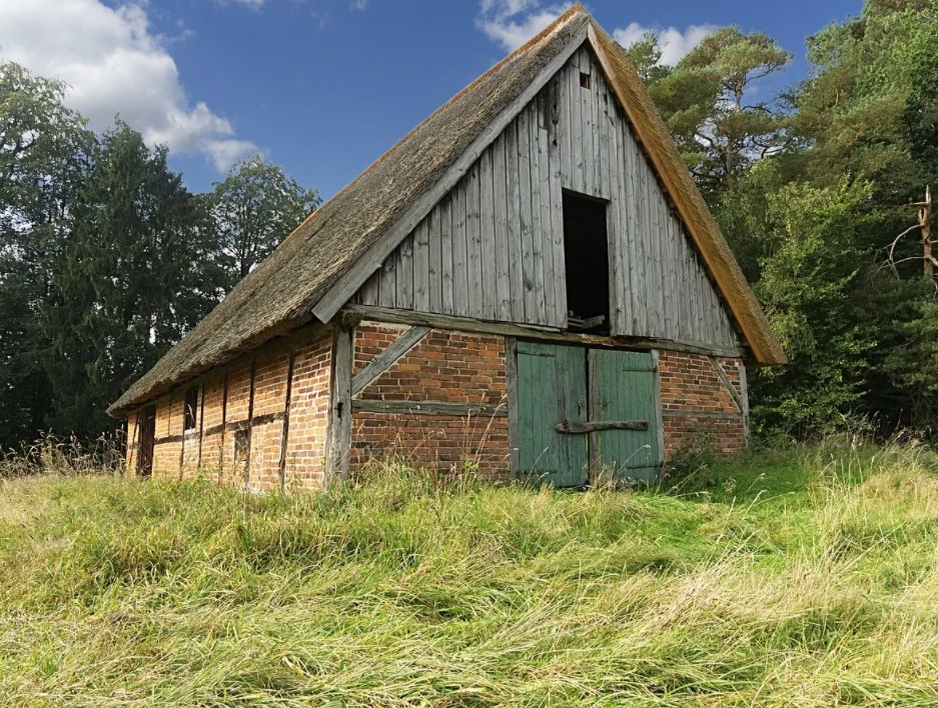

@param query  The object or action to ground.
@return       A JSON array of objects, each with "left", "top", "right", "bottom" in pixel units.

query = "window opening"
[
  {"left": 184, "top": 386, "right": 198, "bottom": 431},
  {"left": 234, "top": 428, "right": 249, "bottom": 463}
]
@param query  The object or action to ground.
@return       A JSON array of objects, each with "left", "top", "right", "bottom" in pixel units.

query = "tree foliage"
[
  {"left": 0, "top": 60, "right": 317, "bottom": 445},
  {"left": 209, "top": 157, "right": 320, "bottom": 291},
  {"left": 40, "top": 123, "right": 224, "bottom": 438},
  {"left": 636, "top": 28, "right": 792, "bottom": 193}
]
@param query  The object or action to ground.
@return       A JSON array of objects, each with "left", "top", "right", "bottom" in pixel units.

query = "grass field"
[{"left": 3, "top": 441, "right": 938, "bottom": 706}]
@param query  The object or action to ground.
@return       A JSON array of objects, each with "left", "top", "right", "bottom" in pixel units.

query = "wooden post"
[
  {"left": 278, "top": 348, "right": 296, "bottom": 493},
  {"left": 218, "top": 371, "right": 229, "bottom": 483},
  {"left": 326, "top": 325, "right": 354, "bottom": 483},
  {"left": 244, "top": 359, "right": 257, "bottom": 489}
]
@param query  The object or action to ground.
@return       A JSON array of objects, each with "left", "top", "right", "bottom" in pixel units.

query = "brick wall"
[
  {"left": 131, "top": 323, "right": 746, "bottom": 489},
  {"left": 351, "top": 324, "right": 510, "bottom": 479},
  {"left": 142, "top": 328, "right": 334, "bottom": 490},
  {"left": 658, "top": 351, "right": 747, "bottom": 457},
  {"left": 284, "top": 334, "right": 333, "bottom": 491}
]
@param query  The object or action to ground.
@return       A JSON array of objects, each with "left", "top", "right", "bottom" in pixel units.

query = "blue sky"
[{"left": 1, "top": 0, "right": 862, "bottom": 199}]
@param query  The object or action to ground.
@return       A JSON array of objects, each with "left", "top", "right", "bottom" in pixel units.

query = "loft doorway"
[{"left": 562, "top": 191, "right": 610, "bottom": 334}]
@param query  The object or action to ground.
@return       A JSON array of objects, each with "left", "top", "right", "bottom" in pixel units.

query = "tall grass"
[{"left": 2, "top": 440, "right": 938, "bottom": 706}]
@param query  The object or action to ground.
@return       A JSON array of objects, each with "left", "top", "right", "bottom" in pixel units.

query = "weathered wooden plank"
[
  {"left": 556, "top": 419, "right": 649, "bottom": 434},
  {"left": 493, "top": 134, "right": 512, "bottom": 321},
  {"left": 277, "top": 348, "right": 295, "bottom": 492},
  {"left": 351, "top": 399, "right": 508, "bottom": 418},
  {"left": 576, "top": 49, "right": 589, "bottom": 193},
  {"left": 397, "top": 233, "right": 414, "bottom": 310},
  {"left": 413, "top": 218, "right": 430, "bottom": 312},
  {"left": 626, "top": 126, "right": 648, "bottom": 335},
  {"left": 379, "top": 245, "right": 397, "bottom": 309},
  {"left": 652, "top": 350, "right": 666, "bottom": 468},
  {"left": 342, "top": 305, "right": 749, "bottom": 359},
  {"left": 479, "top": 147, "right": 497, "bottom": 320},
  {"left": 547, "top": 85, "right": 567, "bottom": 329},
  {"left": 428, "top": 211, "right": 442, "bottom": 312},
  {"left": 440, "top": 195, "right": 455, "bottom": 315},
  {"left": 611, "top": 105, "right": 630, "bottom": 335},
  {"left": 708, "top": 355, "right": 745, "bottom": 414},
  {"left": 325, "top": 326, "right": 353, "bottom": 482},
  {"left": 351, "top": 325, "right": 430, "bottom": 397},
  {"left": 738, "top": 360, "right": 750, "bottom": 442},
  {"left": 505, "top": 121, "right": 525, "bottom": 322},
  {"left": 517, "top": 109, "right": 538, "bottom": 322},
  {"left": 662, "top": 410, "right": 744, "bottom": 420},
  {"left": 466, "top": 162, "right": 484, "bottom": 319},
  {"left": 529, "top": 100, "right": 547, "bottom": 325},
  {"left": 452, "top": 175, "right": 469, "bottom": 315}
]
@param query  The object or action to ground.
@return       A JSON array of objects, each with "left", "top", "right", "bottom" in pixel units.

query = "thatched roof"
[{"left": 109, "top": 5, "right": 783, "bottom": 417}]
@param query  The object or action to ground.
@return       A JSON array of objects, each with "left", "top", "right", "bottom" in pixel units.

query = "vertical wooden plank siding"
[
  {"left": 515, "top": 341, "right": 589, "bottom": 487},
  {"left": 479, "top": 149, "right": 497, "bottom": 321},
  {"left": 352, "top": 43, "right": 740, "bottom": 349},
  {"left": 590, "top": 349, "right": 660, "bottom": 483}
]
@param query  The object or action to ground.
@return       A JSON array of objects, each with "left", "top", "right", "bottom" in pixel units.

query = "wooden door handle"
[{"left": 555, "top": 420, "right": 649, "bottom": 434}]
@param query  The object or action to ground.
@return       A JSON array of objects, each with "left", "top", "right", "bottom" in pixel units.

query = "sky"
[{"left": 0, "top": 0, "right": 862, "bottom": 199}]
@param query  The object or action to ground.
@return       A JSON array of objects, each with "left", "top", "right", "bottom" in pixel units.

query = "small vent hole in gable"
[{"left": 580, "top": 72, "right": 591, "bottom": 89}]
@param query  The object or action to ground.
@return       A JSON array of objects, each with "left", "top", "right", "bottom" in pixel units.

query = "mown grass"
[{"left": 3, "top": 440, "right": 938, "bottom": 706}]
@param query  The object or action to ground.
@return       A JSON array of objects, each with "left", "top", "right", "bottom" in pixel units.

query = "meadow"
[{"left": 3, "top": 440, "right": 938, "bottom": 706}]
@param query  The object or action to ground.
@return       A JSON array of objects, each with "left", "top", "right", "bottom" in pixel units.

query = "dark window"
[
  {"left": 184, "top": 386, "right": 198, "bottom": 431},
  {"left": 234, "top": 428, "right": 250, "bottom": 463},
  {"left": 580, "top": 71, "right": 591, "bottom": 89},
  {"left": 562, "top": 192, "right": 610, "bottom": 333}
]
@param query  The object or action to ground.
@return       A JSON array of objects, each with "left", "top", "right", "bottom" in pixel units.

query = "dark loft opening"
[
  {"left": 563, "top": 191, "right": 610, "bottom": 334},
  {"left": 579, "top": 72, "right": 591, "bottom": 89}
]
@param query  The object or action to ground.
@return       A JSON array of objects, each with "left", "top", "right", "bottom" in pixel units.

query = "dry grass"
[{"left": 2, "top": 439, "right": 938, "bottom": 706}]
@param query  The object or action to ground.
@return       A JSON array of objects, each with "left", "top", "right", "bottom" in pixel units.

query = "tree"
[
  {"left": 748, "top": 179, "right": 879, "bottom": 434},
  {"left": 40, "top": 121, "right": 223, "bottom": 439},
  {"left": 643, "top": 28, "right": 792, "bottom": 194},
  {"left": 0, "top": 61, "right": 92, "bottom": 449},
  {"left": 622, "top": 33, "right": 672, "bottom": 87},
  {"left": 208, "top": 156, "right": 320, "bottom": 292}
]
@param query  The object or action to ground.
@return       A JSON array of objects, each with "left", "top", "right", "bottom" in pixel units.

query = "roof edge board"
[{"left": 310, "top": 21, "right": 591, "bottom": 324}]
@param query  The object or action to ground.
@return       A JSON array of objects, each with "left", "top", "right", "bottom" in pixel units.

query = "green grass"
[{"left": 4, "top": 441, "right": 938, "bottom": 706}]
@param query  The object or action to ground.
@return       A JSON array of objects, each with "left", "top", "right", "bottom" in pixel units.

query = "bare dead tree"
[{"left": 887, "top": 186, "right": 935, "bottom": 277}]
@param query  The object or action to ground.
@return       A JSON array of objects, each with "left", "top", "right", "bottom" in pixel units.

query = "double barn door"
[{"left": 515, "top": 342, "right": 661, "bottom": 486}]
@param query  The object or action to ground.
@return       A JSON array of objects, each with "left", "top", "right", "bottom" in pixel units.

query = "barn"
[{"left": 109, "top": 5, "right": 785, "bottom": 490}]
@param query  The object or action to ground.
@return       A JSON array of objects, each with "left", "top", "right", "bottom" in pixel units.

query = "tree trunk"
[{"left": 922, "top": 186, "right": 932, "bottom": 278}]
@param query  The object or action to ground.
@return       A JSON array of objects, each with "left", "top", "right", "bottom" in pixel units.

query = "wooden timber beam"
[
  {"left": 707, "top": 356, "right": 745, "bottom": 415},
  {"left": 351, "top": 325, "right": 431, "bottom": 398},
  {"left": 342, "top": 305, "right": 748, "bottom": 360},
  {"left": 351, "top": 400, "right": 508, "bottom": 418}
]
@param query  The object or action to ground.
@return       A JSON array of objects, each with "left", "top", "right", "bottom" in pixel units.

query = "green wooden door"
[
  {"left": 516, "top": 342, "right": 589, "bottom": 487},
  {"left": 589, "top": 350, "right": 661, "bottom": 483}
]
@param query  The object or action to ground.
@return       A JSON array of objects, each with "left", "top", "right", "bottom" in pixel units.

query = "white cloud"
[
  {"left": 351, "top": 0, "right": 368, "bottom": 9},
  {"left": 476, "top": 0, "right": 571, "bottom": 52},
  {"left": 474, "top": 1, "right": 715, "bottom": 66},
  {"left": 613, "top": 22, "right": 716, "bottom": 66},
  {"left": 0, "top": 0, "right": 258, "bottom": 171}
]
